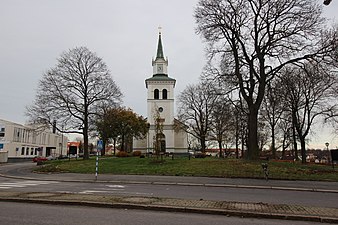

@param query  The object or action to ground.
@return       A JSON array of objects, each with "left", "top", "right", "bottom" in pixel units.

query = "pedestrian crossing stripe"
[{"left": 0, "top": 180, "right": 59, "bottom": 189}]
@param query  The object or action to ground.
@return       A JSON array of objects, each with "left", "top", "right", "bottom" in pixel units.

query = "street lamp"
[{"left": 325, "top": 142, "right": 330, "bottom": 163}]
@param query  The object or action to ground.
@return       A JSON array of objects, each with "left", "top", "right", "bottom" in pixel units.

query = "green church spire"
[{"left": 156, "top": 29, "right": 164, "bottom": 59}]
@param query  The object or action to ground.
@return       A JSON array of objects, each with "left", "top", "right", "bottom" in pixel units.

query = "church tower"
[
  {"left": 133, "top": 30, "right": 188, "bottom": 154},
  {"left": 145, "top": 30, "right": 176, "bottom": 153}
]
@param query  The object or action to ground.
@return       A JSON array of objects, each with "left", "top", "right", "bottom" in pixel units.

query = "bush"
[
  {"left": 116, "top": 151, "right": 129, "bottom": 157},
  {"left": 132, "top": 151, "right": 142, "bottom": 157},
  {"left": 194, "top": 153, "right": 206, "bottom": 158}
]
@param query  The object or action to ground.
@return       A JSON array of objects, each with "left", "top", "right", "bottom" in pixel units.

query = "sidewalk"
[
  {"left": 0, "top": 191, "right": 337, "bottom": 223},
  {"left": 1, "top": 162, "right": 338, "bottom": 223}
]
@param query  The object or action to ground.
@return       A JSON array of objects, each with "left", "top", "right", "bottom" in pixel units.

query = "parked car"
[
  {"left": 32, "top": 156, "right": 48, "bottom": 162},
  {"left": 58, "top": 155, "right": 69, "bottom": 160},
  {"left": 46, "top": 155, "right": 57, "bottom": 160}
]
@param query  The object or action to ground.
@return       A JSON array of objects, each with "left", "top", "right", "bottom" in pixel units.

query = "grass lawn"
[{"left": 35, "top": 156, "right": 338, "bottom": 182}]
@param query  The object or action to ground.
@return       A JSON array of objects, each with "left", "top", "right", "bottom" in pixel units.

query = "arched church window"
[
  {"left": 154, "top": 89, "right": 159, "bottom": 99},
  {"left": 162, "top": 89, "right": 167, "bottom": 99}
]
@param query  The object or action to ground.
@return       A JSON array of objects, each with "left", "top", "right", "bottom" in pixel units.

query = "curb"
[{"left": 1, "top": 197, "right": 337, "bottom": 224}]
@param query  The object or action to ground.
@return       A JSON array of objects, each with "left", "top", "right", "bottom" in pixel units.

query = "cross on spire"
[{"left": 156, "top": 27, "right": 164, "bottom": 59}]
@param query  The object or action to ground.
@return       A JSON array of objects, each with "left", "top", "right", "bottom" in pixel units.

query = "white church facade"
[{"left": 133, "top": 31, "right": 188, "bottom": 154}]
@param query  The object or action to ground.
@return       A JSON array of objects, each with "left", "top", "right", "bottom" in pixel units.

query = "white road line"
[
  {"left": 106, "top": 185, "right": 125, "bottom": 188},
  {"left": 79, "top": 190, "right": 110, "bottom": 194},
  {"left": 0, "top": 184, "right": 26, "bottom": 187},
  {"left": 0, "top": 181, "right": 59, "bottom": 190}
]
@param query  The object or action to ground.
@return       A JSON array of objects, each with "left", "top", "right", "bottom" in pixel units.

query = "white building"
[
  {"left": 0, "top": 118, "right": 68, "bottom": 162},
  {"left": 133, "top": 31, "right": 188, "bottom": 154}
]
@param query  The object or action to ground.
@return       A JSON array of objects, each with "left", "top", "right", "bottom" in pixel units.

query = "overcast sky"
[{"left": 0, "top": 0, "right": 337, "bottom": 148}]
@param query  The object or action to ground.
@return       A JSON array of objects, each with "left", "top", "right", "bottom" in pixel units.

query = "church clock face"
[{"left": 157, "top": 64, "right": 163, "bottom": 73}]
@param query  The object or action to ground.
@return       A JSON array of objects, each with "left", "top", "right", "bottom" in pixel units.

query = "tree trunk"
[
  {"left": 218, "top": 139, "right": 223, "bottom": 158},
  {"left": 200, "top": 135, "right": 206, "bottom": 153},
  {"left": 121, "top": 134, "right": 125, "bottom": 151},
  {"left": 101, "top": 139, "right": 106, "bottom": 156},
  {"left": 113, "top": 138, "right": 116, "bottom": 155},
  {"left": 241, "top": 129, "right": 245, "bottom": 158},
  {"left": 282, "top": 138, "right": 286, "bottom": 160},
  {"left": 247, "top": 108, "right": 259, "bottom": 160},
  {"left": 235, "top": 116, "right": 239, "bottom": 159},
  {"left": 300, "top": 137, "right": 307, "bottom": 164},
  {"left": 292, "top": 124, "right": 298, "bottom": 161},
  {"left": 83, "top": 132, "right": 89, "bottom": 160},
  {"left": 271, "top": 126, "right": 276, "bottom": 159},
  {"left": 83, "top": 115, "right": 89, "bottom": 160}
]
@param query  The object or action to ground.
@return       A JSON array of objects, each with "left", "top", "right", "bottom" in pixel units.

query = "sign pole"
[
  {"left": 95, "top": 140, "right": 103, "bottom": 181},
  {"left": 95, "top": 150, "right": 99, "bottom": 180}
]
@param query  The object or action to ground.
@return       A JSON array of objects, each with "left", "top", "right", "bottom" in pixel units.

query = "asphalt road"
[
  {"left": 0, "top": 176, "right": 337, "bottom": 208},
  {"left": 0, "top": 202, "right": 332, "bottom": 225}
]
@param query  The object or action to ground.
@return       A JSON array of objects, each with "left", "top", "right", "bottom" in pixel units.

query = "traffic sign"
[{"left": 97, "top": 140, "right": 103, "bottom": 151}]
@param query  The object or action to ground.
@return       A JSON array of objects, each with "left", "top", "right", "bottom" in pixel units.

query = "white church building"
[{"left": 133, "top": 31, "right": 188, "bottom": 154}]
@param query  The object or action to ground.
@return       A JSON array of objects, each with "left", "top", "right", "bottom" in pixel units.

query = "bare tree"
[
  {"left": 261, "top": 81, "right": 285, "bottom": 158},
  {"left": 278, "top": 115, "right": 293, "bottom": 159},
  {"left": 210, "top": 96, "right": 235, "bottom": 157},
  {"left": 26, "top": 47, "right": 123, "bottom": 159},
  {"left": 195, "top": 0, "right": 334, "bottom": 159},
  {"left": 280, "top": 61, "right": 337, "bottom": 163},
  {"left": 177, "top": 82, "right": 218, "bottom": 153}
]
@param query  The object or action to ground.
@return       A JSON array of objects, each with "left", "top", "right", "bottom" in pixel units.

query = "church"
[{"left": 133, "top": 31, "right": 188, "bottom": 154}]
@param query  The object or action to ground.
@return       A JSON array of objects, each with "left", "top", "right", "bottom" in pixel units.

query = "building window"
[
  {"left": 154, "top": 89, "right": 159, "bottom": 99},
  {"left": 26, "top": 147, "right": 29, "bottom": 155},
  {"left": 14, "top": 128, "right": 20, "bottom": 142},
  {"left": 162, "top": 89, "right": 167, "bottom": 99},
  {"left": 21, "top": 147, "right": 25, "bottom": 155}
]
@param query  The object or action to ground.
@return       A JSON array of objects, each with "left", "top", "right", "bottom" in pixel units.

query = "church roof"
[
  {"left": 145, "top": 74, "right": 176, "bottom": 88},
  {"left": 145, "top": 74, "right": 176, "bottom": 82}
]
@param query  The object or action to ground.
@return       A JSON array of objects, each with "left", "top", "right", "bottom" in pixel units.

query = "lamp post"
[
  {"left": 325, "top": 142, "right": 329, "bottom": 163},
  {"left": 147, "top": 123, "right": 150, "bottom": 157}
]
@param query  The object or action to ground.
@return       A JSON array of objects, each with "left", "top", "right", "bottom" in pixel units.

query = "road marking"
[
  {"left": 0, "top": 180, "right": 59, "bottom": 189},
  {"left": 79, "top": 184, "right": 126, "bottom": 194},
  {"left": 106, "top": 185, "right": 125, "bottom": 188},
  {"left": 79, "top": 190, "right": 110, "bottom": 194}
]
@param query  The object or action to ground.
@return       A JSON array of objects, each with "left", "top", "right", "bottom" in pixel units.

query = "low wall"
[{"left": 0, "top": 151, "right": 8, "bottom": 163}]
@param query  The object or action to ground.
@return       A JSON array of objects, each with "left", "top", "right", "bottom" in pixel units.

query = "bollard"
[{"left": 261, "top": 163, "right": 268, "bottom": 181}]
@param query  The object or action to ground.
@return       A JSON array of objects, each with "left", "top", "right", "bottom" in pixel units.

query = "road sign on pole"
[{"left": 97, "top": 140, "right": 103, "bottom": 151}]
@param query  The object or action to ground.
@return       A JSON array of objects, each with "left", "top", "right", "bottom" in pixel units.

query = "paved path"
[{"left": 0, "top": 162, "right": 338, "bottom": 223}]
